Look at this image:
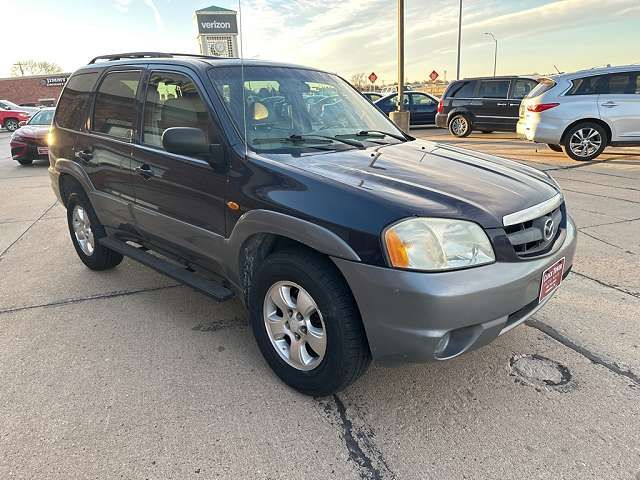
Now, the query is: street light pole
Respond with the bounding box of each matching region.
[390,0,410,132]
[456,0,462,80]
[483,32,497,77]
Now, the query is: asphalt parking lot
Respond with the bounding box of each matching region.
[1,128,639,479]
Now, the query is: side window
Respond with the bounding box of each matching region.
[477,80,510,99]
[410,93,436,106]
[143,71,212,148]
[567,75,607,96]
[55,72,99,130]
[448,81,476,98]
[606,72,639,95]
[511,79,537,99]
[92,70,141,139]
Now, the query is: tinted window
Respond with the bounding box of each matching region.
[410,93,436,106]
[55,73,98,130]
[511,79,537,99]
[567,75,607,96]
[92,70,141,139]
[28,109,54,126]
[477,80,510,98]
[528,78,556,98]
[447,81,476,98]
[606,72,639,95]
[143,72,212,148]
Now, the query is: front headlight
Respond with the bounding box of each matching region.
[384,218,495,271]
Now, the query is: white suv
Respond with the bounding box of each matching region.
[517,65,640,161]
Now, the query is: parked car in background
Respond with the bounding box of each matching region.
[48,52,576,396]
[518,65,640,161]
[0,107,31,132]
[0,99,40,116]
[10,107,54,165]
[361,91,383,102]
[375,91,439,125]
[436,76,539,137]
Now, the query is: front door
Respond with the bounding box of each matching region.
[409,93,437,125]
[598,71,640,142]
[129,68,227,271]
[473,79,512,130]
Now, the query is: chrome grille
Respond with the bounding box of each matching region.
[505,207,562,257]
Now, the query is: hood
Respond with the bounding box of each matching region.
[260,139,559,228]
[14,124,49,140]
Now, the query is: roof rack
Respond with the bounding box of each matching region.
[88,52,226,64]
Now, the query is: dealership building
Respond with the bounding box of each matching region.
[0,74,69,107]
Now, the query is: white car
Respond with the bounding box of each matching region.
[517,65,640,161]
[0,100,40,116]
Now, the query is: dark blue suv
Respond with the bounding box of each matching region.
[48,53,576,396]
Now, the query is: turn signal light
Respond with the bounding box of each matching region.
[527,103,560,113]
[384,229,409,268]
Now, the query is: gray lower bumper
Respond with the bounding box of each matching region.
[333,217,577,366]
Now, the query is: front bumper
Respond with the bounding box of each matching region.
[10,140,48,161]
[333,216,577,366]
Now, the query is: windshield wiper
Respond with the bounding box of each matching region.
[289,134,365,149]
[355,130,407,142]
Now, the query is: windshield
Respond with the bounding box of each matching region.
[28,109,54,125]
[210,66,405,153]
[2,100,21,109]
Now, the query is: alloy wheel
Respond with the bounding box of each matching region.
[569,128,602,158]
[5,119,18,131]
[263,281,326,371]
[450,116,468,136]
[72,205,95,256]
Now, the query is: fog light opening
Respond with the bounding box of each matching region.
[434,332,450,356]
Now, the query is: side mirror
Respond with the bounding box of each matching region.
[162,127,210,156]
[18,121,27,127]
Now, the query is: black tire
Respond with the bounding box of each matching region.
[66,190,123,271]
[4,118,19,132]
[448,114,472,137]
[249,249,371,396]
[562,122,607,161]
[17,158,33,165]
[547,144,563,152]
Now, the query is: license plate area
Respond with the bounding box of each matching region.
[539,257,565,302]
[37,147,49,155]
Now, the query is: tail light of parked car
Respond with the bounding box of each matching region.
[437,99,444,114]
[526,103,560,113]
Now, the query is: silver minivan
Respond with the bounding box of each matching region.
[517,65,640,161]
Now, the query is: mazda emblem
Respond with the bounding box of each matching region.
[543,218,555,241]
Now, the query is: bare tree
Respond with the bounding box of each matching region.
[11,60,63,77]
[350,73,367,91]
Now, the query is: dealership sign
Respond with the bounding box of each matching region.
[40,76,69,87]
[196,13,238,34]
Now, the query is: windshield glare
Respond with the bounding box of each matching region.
[28,109,54,125]
[210,66,404,152]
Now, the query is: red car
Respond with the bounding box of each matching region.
[10,108,54,165]
[0,107,31,132]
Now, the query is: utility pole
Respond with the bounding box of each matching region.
[456,0,462,80]
[390,0,410,132]
[484,32,498,76]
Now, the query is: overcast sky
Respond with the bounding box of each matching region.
[2,0,638,82]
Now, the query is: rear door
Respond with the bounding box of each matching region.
[598,71,640,142]
[129,67,227,268]
[474,79,512,129]
[408,92,437,125]
[73,68,142,231]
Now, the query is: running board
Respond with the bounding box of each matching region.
[99,238,234,302]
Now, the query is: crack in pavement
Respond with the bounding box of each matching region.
[577,229,632,253]
[579,216,640,229]
[552,175,640,193]
[0,201,58,258]
[572,270,639,299]
[562,188,640,205]
[526,318,640,387]
[322,395,396,480]
[0,284,182,316]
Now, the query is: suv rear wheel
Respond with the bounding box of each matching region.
[66,191,123,270]
[449,114,472,137]
[563,122,607,161]
[249,249,370,396]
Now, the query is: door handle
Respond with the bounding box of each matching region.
[600,101,618,108]
[509,103,519,107]
[134,164,155,179]
[497,103,507,106]
[74,150,93,162]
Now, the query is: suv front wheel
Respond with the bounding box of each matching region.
[563,122,607,161]
[249,249,371,396]
[449,114,472,137]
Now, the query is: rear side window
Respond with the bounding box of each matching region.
[511,79,538,99]
[92,70,141,139]
[477,80,510,99]
[447,81,476,98]
[567,75,607,96]
[606,72,640,94]
[142,71,212,148]
[55,72,98,130]
[528,78,556,98]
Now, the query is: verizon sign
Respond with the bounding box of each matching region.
[197,13,238,34]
